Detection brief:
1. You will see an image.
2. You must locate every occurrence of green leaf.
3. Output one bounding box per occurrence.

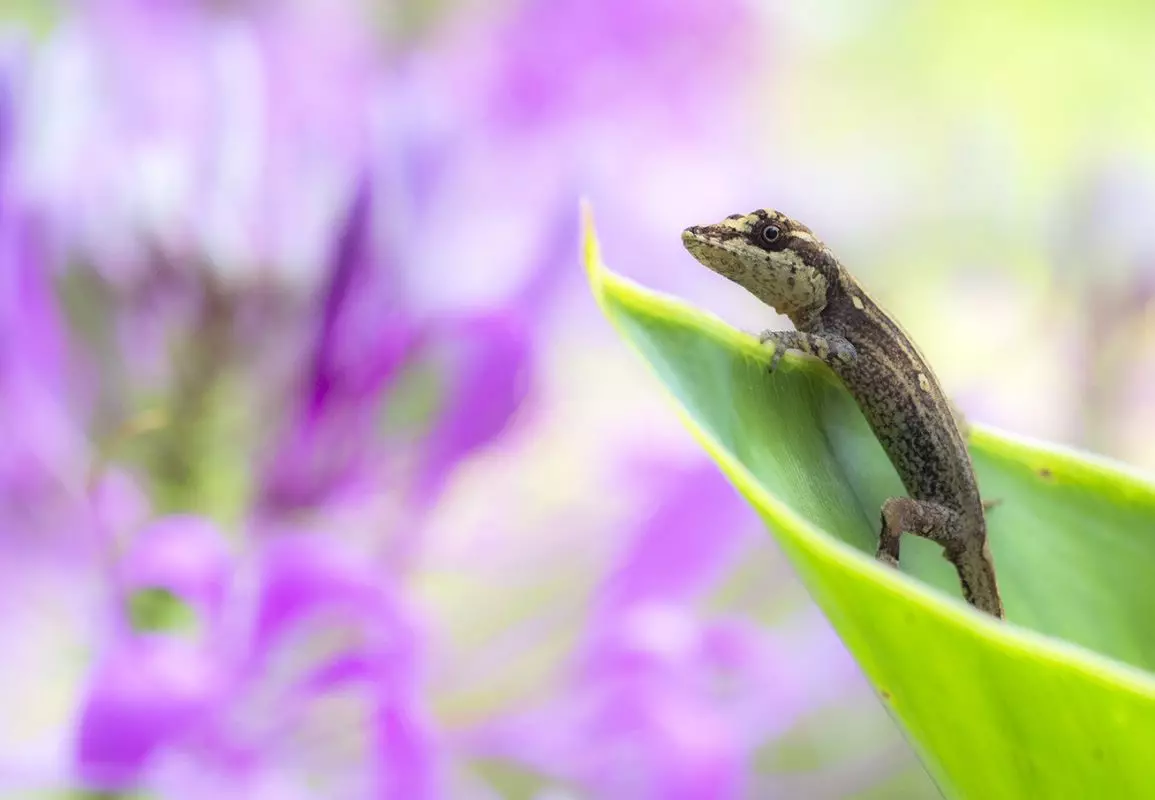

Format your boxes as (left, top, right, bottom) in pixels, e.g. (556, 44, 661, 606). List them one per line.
(581, 204, 1155, 797)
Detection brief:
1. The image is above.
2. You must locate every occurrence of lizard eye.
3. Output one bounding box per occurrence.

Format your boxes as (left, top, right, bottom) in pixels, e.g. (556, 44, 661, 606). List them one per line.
(760, 224, 782, 245)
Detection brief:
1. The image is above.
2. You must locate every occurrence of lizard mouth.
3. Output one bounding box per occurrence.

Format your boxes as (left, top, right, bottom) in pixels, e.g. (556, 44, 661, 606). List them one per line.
(681, 227, 707, 247)
(681, 227, 750, 282)
(681, 226, 723, 252)
(680, 227, 717, 257)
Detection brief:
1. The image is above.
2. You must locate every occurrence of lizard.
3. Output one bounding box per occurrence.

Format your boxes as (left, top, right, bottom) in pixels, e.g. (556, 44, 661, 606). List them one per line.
(681, 209, 1004, 619)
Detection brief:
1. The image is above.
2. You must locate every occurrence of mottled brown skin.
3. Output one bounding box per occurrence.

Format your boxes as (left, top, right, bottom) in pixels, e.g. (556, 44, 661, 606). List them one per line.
(682, 209, 1004, 618)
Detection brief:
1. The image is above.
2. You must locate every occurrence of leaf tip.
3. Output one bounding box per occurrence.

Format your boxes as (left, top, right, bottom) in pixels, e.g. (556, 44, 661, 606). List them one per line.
(579, 199, 604, 286)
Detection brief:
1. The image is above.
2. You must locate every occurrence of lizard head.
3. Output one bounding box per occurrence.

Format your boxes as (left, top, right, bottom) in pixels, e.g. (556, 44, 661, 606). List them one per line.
(681, 209, 835, 326)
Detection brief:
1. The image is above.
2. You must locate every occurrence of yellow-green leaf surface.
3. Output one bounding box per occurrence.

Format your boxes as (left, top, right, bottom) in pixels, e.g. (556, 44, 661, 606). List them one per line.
(581, 206, 1155, 798)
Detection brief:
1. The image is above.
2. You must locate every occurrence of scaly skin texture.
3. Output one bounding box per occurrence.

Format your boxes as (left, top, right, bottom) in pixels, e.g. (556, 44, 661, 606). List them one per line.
(682, 209, 1004, 618)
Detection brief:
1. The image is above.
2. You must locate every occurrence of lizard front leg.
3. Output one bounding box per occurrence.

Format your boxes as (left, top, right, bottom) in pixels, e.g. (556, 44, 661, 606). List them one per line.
(758, 329, 857, 372)
(876, 497, 1004, 618)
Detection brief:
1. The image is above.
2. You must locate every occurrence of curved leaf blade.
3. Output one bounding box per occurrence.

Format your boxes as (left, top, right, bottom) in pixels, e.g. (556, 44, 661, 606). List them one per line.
(581, 205, 1155, 798)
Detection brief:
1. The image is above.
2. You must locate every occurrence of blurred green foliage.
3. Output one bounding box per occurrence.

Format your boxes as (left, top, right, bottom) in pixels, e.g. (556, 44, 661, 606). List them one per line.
(0, 0, 59, 35)
(129, 588, 199, 635)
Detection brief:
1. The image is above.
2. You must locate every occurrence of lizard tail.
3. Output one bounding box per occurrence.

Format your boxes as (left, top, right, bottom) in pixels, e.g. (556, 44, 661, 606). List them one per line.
(956, 539, 1005, 619)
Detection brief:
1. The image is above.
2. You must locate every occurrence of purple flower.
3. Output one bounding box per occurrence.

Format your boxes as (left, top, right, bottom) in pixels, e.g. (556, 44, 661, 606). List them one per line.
(0, 127, 97, 562)
(256, 173, 416, 514)
(256, 169, 558, 535)
(75, 516, 438, 797)
(463, 463, 861, 798)
(17, 0, 381, 285)
(0, 0, 881, 796)
(447, 0, 756, 135)
(0, 210, 79, 521)
(0, 40, 73, 510)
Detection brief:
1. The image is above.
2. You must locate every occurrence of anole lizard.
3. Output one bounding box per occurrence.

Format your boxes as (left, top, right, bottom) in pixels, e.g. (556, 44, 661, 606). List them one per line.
(682, 209, 1004, 618)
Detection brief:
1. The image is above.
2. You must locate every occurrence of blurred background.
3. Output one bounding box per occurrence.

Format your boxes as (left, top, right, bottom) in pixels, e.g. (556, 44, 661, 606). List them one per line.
(1, 0, 1154, 797)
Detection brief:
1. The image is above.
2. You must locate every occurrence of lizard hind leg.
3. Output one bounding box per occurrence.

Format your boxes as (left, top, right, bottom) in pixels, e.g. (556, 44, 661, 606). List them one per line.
(876, 497, 1004, 618)
(875, 496, 958, 571)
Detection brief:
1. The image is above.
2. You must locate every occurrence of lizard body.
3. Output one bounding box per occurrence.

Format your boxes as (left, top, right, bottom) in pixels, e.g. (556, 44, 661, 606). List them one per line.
(682, 209, 1003, 618)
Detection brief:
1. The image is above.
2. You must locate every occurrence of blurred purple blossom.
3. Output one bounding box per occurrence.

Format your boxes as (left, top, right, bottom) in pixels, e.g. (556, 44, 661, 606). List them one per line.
(0, 42, 68, 503)
(17, 0, 381, 286)
(255, 165, 556, 551)
(0, 151, 95, 559)
(463, 464, 859, 798)
(451, 0, 756, 136)
(257, 173, 416, 515)
(0, 211, 75, 519)
(76, 519, 437, 798)
(0, 0, 879, 796)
